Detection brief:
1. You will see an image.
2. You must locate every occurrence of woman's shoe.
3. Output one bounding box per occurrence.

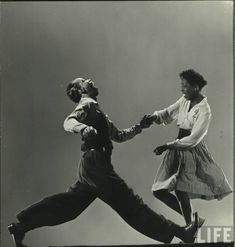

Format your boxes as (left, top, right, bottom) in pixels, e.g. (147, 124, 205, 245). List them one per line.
(182, 212, 199, 243)
(193, 212, 205, 228)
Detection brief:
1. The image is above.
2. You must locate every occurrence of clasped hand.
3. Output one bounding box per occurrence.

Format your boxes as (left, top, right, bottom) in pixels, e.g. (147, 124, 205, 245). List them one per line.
(139, 114, 157, 129)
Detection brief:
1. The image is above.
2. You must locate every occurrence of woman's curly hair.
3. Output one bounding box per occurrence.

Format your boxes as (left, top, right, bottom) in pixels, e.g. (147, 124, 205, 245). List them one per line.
(179, 69, 207, 89)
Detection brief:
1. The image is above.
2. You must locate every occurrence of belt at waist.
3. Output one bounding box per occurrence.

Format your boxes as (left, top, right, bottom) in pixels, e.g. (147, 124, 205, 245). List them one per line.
(81, 142, 113, 154)
(177, 128, 191, 139)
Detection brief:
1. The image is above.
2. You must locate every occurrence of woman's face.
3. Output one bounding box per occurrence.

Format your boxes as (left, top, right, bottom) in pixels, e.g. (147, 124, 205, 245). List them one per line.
(181, 78, 199, 101)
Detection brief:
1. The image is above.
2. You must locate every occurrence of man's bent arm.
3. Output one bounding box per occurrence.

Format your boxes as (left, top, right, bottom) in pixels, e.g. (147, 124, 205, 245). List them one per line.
(63, 116, 88, 133)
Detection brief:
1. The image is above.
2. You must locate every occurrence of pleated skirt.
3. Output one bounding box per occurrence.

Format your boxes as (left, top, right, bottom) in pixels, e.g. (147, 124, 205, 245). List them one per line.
(152, 141, 232, 200)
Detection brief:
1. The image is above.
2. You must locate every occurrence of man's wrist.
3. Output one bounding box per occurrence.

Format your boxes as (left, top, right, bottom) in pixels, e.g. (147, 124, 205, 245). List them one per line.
(135, 124, 142, 133)
(80, 126, 87, 136)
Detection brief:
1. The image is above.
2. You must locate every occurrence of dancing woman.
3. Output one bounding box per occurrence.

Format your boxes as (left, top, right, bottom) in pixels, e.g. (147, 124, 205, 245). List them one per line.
(145, 69, 232, 226)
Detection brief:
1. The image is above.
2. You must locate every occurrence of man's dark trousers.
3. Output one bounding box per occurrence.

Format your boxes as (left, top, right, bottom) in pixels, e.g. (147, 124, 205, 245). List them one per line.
(17, 149, 175, 243)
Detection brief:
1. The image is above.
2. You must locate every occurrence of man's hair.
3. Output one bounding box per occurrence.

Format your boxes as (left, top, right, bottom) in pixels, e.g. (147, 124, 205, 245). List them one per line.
(66, 82, 82, 103)
(179, 69, 207, 89)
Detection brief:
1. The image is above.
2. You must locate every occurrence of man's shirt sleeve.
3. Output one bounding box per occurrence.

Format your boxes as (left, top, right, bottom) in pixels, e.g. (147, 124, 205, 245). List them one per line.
(63, 103, 90, 133)
(107, 117, 142, 143)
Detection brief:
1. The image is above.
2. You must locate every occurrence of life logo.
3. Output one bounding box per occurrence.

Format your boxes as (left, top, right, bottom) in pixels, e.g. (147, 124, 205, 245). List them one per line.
(196, 226, 233, 243)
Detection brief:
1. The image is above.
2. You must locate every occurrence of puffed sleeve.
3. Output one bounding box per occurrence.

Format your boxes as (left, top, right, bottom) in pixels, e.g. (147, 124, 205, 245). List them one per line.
(153, 97, 184, 125)
(167, 110, 212, 149)
(107, 117, 142, 143)
(63, 102, 90, 133)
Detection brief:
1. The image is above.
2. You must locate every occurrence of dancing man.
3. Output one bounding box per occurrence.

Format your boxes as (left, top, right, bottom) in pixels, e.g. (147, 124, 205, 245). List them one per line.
(8, 77, 199, 247)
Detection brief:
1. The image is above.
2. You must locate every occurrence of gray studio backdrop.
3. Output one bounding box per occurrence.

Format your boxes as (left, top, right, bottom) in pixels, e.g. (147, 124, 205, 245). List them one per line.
(1, 2, 233, 247)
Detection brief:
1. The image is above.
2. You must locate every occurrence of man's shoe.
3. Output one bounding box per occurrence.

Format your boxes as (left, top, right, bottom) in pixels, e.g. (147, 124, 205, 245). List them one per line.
(8, 223, 27, 247)
(182, 212, 199, 243)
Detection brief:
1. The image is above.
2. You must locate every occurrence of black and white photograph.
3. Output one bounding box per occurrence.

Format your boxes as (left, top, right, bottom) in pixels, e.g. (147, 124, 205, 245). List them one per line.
(1, 1, 234, 247)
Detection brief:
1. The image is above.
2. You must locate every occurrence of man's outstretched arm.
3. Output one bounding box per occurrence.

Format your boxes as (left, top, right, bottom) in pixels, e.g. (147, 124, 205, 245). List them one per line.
(107, 115, 153, 143)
